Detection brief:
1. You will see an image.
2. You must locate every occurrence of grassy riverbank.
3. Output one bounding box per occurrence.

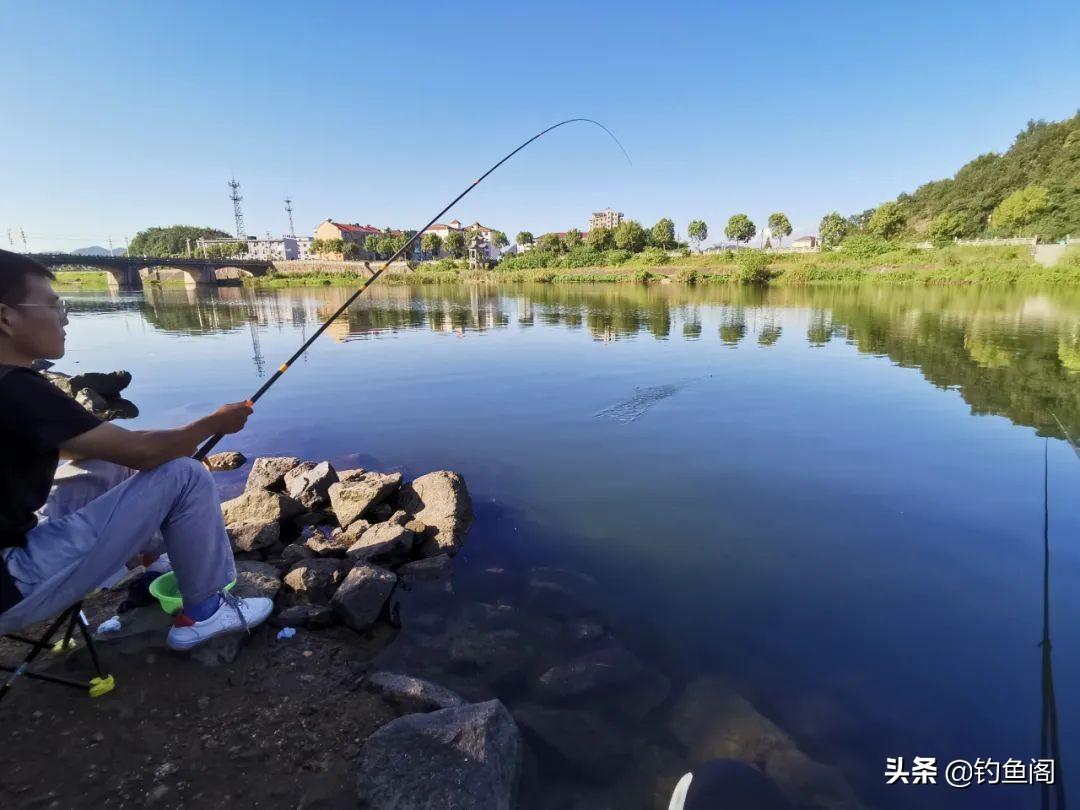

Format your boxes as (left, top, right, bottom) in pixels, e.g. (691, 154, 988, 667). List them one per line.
(53, 245, 1080, 290)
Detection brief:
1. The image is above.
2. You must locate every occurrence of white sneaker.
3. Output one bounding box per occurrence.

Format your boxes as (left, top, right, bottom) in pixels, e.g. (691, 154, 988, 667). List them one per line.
(166, 591, 273, 651)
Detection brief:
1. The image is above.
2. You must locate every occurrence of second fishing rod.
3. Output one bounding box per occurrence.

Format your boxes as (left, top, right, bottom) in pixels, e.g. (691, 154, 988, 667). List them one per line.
(193, 118, 630, 461)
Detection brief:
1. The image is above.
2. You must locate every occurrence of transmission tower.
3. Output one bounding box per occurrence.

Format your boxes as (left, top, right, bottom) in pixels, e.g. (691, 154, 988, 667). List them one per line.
(284, 197, 296, 236)
(228, 178, 245, 237)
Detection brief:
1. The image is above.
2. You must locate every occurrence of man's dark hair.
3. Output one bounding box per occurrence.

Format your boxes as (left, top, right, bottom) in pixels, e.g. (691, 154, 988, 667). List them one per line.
(0, 249, 54, 305)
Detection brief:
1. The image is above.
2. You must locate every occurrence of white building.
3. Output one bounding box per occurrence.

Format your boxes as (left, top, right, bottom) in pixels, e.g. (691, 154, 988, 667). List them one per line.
(589, 207, 624, 231)
(790, 236, 819, 252)
(421, 219, 503, 261)
(196, 236, 305, 261)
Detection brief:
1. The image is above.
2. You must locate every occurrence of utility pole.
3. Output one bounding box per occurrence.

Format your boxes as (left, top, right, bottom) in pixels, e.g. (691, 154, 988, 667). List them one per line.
(186, 237, 192, 257)
(6, 229, 12, 248)
(108, 236, 114, 255)
(228, 177, 245, 238)
(284, 197, 296, 236)
(19, 228, 28, 252)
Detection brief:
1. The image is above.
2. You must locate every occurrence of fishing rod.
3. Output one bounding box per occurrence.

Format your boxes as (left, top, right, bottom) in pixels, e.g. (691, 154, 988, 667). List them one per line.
(193, 118, 630, 461)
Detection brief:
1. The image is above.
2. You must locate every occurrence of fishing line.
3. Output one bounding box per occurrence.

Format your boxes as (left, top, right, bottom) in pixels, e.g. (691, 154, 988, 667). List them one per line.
(193, 118, 630, 460)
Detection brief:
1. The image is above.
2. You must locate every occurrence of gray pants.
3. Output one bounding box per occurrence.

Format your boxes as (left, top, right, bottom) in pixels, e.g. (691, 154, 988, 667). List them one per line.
(0, 458, 235, 634)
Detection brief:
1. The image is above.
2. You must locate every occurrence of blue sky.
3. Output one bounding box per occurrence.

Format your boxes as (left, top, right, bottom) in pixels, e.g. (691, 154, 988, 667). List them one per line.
(2, 1, 1078, 251)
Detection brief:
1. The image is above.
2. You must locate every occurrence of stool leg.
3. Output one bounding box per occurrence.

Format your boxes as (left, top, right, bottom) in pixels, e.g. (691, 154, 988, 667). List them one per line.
(0, 608, 73, 703)
(74, 612, 106, 680)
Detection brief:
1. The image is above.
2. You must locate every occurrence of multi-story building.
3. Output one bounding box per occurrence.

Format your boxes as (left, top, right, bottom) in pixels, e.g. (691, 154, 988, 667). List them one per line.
(313, 220, 382, 257)
(421, 220, 504, 261)
(589, 207, 624, 231)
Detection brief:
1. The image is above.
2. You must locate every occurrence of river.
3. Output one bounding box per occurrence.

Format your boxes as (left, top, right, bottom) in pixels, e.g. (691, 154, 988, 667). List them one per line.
(60, 281, 1080, 809)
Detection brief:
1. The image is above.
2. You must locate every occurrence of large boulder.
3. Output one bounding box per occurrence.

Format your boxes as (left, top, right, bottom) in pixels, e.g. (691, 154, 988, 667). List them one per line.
(327, 472, 402, 528)
(205, 451, 246, 472)
(220, 489, 304, 525)
(284, 461, 338, 510)
(68, 370, 131, 397)
(360, 672, 465, 715)
(283, 559, 346, 604)
(535, 642, 644, 700)
(398, 554, 452, 583)
(226, 520, 280, 553)
(396, 471, 473, 556)
(233, 561, 282, 600)
(245, 456, 302, 492)
(345, 523, 415, 564)
(301, 525, 353, 557)
(355, 700, 521, 810)
(331, 563, 397, 632)
(667, 679, 857, 809)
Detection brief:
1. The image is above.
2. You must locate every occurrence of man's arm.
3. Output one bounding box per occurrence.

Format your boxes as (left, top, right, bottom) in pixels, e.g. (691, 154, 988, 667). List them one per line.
(59, 402, 253, 470)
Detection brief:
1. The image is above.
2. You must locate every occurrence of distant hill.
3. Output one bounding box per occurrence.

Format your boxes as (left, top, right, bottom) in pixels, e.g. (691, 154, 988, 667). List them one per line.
(882, 112, 1080, 241)
(71, 245, 126, 256)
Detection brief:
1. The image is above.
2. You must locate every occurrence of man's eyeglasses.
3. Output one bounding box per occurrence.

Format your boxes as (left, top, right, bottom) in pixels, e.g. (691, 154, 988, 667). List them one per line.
(13, 299, 69, 317)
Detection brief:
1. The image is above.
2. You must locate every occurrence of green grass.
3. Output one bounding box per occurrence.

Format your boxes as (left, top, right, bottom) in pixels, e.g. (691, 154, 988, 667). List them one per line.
(52, 271, 111, 289)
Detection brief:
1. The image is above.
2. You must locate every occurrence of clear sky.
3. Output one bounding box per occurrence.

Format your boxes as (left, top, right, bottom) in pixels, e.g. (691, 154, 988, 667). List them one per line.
(3, 1, 1078, 251)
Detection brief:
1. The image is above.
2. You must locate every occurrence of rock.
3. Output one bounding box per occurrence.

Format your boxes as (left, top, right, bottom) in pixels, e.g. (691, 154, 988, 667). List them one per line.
(75, 387, 107, 414)
(233, 561, 282, 600)
(68, 370, 131, 397)
(617, 669, 673, 721)
(340, 519, 372, 542)
(293, 510, 334, 529)
(327, 472, 402, 527)
(368, 502, 394, 523)
(283, 559, 346, 604)
(355, 700, 521, 810)
(448, 626, 528, 684)
(345, 523, 415, 563)
(667, 679, 856, 809)
(338, 468, 368, 482)
(271, 604, 336, 630)
(331, 563, 397, 632)
(360, 672, 465, 714)
(302, 525, 352, 557)
(566, 616, 605, 644)
(281, 542, 314, 567)
(205, 451, 246, 472)
(245, 456, 302, 492)
(525, 567, 596, 618)
(189, 634, 244, 667)
(226, 520, 280, 553)
(284, 461, 339, 510)
(397, 471, 473, 556)
(220, 489, 304, 525)
(398, 554, 452, 583)
(513, 704, 628, 778)
(101, 397, 139, 420)
(535, 642, 644, 700)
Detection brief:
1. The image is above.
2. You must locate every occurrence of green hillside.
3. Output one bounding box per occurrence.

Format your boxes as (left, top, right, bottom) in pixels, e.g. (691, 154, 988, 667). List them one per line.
(882, 112, 1080, 242)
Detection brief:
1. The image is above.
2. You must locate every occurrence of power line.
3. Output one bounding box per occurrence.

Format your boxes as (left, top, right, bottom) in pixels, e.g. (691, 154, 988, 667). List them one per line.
(228, 177, 245, 238)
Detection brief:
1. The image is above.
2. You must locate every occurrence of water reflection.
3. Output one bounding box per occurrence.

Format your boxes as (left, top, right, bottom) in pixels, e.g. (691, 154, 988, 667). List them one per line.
(64, 282, 1080, 440)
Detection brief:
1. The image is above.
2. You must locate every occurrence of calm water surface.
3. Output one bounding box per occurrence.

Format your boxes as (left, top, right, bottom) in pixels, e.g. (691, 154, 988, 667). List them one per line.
(62, 282, 1080, 808)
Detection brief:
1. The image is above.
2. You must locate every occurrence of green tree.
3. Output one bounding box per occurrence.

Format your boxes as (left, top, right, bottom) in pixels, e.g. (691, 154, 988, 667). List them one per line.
(846, 208, 875, 231)
(444, 231, 466, 258)
(650, 218, 676, 250)
(927, 212, 969, 246)
(342, 242, 361, 260)
(767, 213, 792, 247)
(614, 220, 648, 252)
(201, 241, 247, 259)
(687, 220, 708, 252)
(516, 231, 534, 246)
(818, 212, 849, 248)
(491, 230, 509, 248)
(421, 232, 443, 258)
(866, 202, 906, 240)
(725, 214, 756, 244)
(992, 185, 1051, 235)
(537, 233, 563, 253)
(586, 227, 614, 251)
(563, 228, 583, 249)
(310, 238, 346, 257)
(129, 225, 232, 257)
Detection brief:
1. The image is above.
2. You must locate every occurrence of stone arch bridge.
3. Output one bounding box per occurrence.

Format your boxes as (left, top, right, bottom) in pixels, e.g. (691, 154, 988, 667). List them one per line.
(30, 253, 273, 290)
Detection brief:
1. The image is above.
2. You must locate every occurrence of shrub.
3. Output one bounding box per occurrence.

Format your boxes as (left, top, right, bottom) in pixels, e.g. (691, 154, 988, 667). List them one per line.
(603, 249, 633, 266)
(631, 268, 657, 284)
(735, 250, 771, 284)
(639, 247, 669, 266)
(841, 234, 892, 258)
(674, 267, 701, 284)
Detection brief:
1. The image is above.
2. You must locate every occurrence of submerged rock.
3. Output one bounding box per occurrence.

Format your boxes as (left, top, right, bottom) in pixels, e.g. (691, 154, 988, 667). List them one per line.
(226, 520, 280, 553)
(535, 642, 644, 700)
(355, 700, 521, 810)
(331, 563, 397, 632)
(220, 489, 304, 525)
(328, 471, 403, 527)
(205, 451, 246, 472)
(397, 471, 473, 556)
(399, 554, 452, 583)
(360, 672, 465, 715)
(513, 704, 628, 779)
(245, 456, 302, 492)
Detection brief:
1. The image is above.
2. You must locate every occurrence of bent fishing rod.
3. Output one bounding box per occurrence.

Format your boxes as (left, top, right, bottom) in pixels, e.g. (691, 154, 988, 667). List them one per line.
(193, 118, 630, 461)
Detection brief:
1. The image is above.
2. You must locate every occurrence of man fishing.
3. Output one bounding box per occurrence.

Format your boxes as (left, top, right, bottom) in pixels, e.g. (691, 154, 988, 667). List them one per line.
(0, 248, 273, 648)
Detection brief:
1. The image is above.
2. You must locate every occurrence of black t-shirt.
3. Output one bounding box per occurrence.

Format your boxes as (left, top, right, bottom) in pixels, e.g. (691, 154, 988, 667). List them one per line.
(0, 365, 102, 549)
